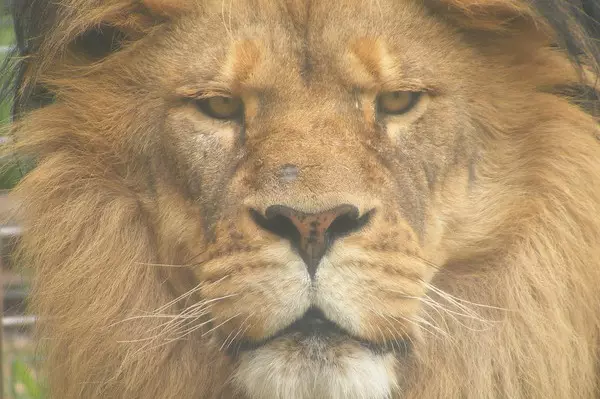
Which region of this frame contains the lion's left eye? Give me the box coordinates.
[195,96,244,121]
[377,91,421,115]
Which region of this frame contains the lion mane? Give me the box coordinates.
[3,0,600,398]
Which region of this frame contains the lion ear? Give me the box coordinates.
[431,0,600,74]
[428,0,537,32]
[142,0,196,18]
[64,1,198,62]
[6,0,196,117]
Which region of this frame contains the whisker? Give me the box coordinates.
[221,313,254,352]
[410,314,452,340]
[224,321,254,357]
[165,291,238,316]
[166,316,212,339]
[421,296,495,332]
[138,307,238,351]
[202,313,242,337]
[153,274,234,315]
[156,292,240,338]
[387,288,493,323]
[136,247,213,270]
[155,308,212,338]
[117,318,215,344]
[181,248,212,267]
[423,294,493,321]
[127,319,215,356]
[418,295,453,334]
[152,284,204,315]
[113,292,237,327]
[417,308,462,351]
[380,312,414,353]
[219,325,240,353]
[425,283,509,311]
[382,285,499,334]
[374,323,391,350]
[364,293,419,351]
[134,262,192,268]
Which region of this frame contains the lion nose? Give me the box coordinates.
[251,204,372,278]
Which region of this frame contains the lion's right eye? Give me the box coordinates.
[194,96,244,121]
[377,91,422,116]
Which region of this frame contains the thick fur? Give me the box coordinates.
[3,0,600,398]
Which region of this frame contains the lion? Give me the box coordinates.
[3,0,600,398]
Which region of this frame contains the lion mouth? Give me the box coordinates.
[229,307,411,357]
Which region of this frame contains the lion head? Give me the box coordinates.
[4,0,600,398]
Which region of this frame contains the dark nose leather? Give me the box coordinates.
[253,204,370,278]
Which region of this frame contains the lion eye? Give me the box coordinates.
[195,96,244,120]
[377,91,421,115]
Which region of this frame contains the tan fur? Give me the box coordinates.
[143,0,196,17]
[7,0,600,398]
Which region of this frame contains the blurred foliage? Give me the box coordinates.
[11,360,46,399]
[3,332,45,399]
[0,158,28,189]
[0,20,13,46]
[1,12,14,122]
[1,11,26,189]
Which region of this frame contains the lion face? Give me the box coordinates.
[11,0,600,398]
[152,1,476,396]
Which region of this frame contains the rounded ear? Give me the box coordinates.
[3,0,195,119]
[428,0,600,73]
[426,0,537,32]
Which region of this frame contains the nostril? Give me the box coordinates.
[249,209,301,244]
[326,209,373,241]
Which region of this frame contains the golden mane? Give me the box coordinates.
[2,1,600,398]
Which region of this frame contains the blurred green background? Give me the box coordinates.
[0,6,23,191]
[0,10,14,124]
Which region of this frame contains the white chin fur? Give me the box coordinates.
[233,341,398,399]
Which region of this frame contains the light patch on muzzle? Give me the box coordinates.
[233,340,398,399]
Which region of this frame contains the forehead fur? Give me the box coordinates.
[3,0,600,118]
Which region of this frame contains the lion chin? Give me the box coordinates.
[232,325,399,399]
